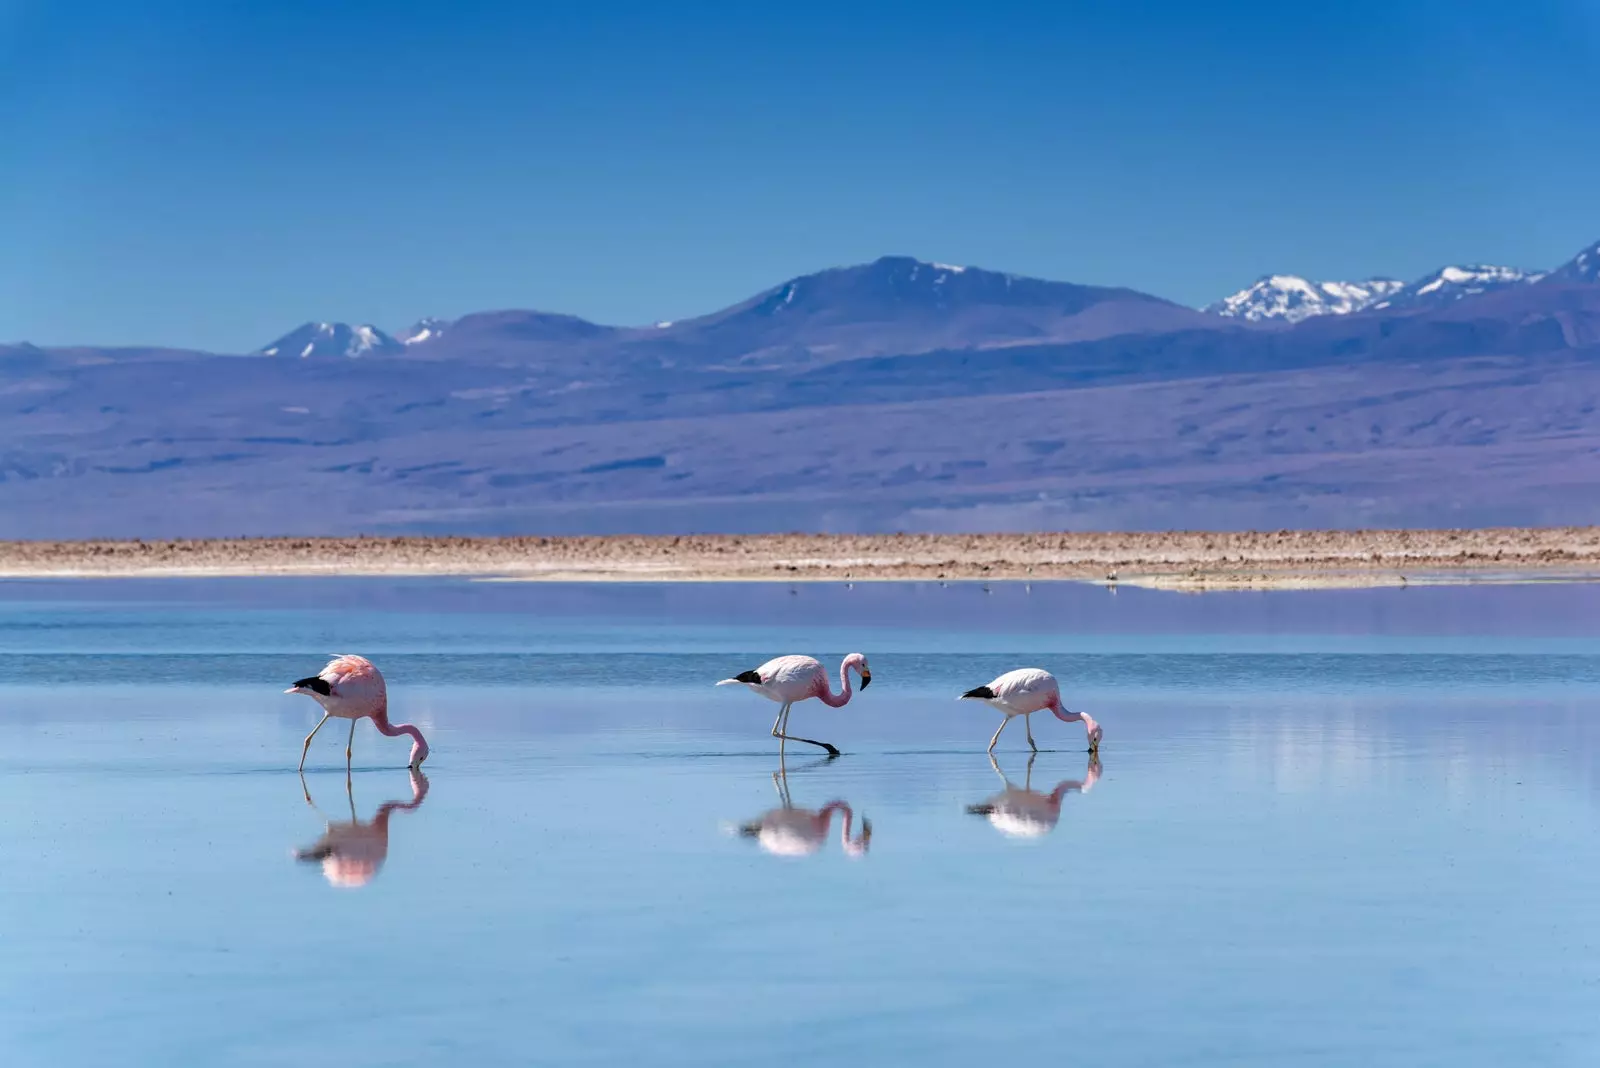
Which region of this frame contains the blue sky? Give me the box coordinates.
[3,0,1598,351]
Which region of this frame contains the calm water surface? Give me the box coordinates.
[2,579,1599,1066]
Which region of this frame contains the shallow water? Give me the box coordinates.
[2,579,1599,1066]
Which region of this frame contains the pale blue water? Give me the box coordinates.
[3,579,1600,1066]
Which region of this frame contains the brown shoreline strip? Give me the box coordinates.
[2,528,1600,590]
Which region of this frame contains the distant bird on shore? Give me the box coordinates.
[717,653,872,756]
[735,758,871,857]
[287,655,430,771]
[296,768,430,888]
[960,668,1102,754]
[967,752,1101,839]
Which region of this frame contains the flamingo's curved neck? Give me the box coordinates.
[1048,781,1085,805]
[372,772,430,831]
[817,658,856,708]
[818,801,860,848]
[370,706,430,765]
[1051,700,1097,740]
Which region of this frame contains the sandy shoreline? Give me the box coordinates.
[2,529,1599,590]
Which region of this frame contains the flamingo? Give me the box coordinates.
[287,655,430,772]
[960,667,1102,754]
[717,653,872,757]
[296,768,430,888]
[967,751,1101,839]
[735,756,871,857]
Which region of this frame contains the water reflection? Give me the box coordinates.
[967,752,1101,839]
[295,769,430,887]
[734,756,871,858]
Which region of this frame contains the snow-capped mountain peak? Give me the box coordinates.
[256,322,403,358]
[1545,239,1600,285]
[399,317,450,345]
[1204,275,1402,323]
[1373,264,1543,309]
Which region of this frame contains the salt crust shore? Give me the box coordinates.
[2,529,1599,590]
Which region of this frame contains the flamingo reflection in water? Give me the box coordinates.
[966,752,1101,839]
[296,769,430,887]
[735,756,871,858]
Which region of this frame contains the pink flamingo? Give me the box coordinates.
[296,768,430,888]
[960,668,1102,754]
[287,655,430,772]
[717,653,872,756]
[967,751,1101,839]
[736,757,871,857]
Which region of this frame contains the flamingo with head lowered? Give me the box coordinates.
[960,667,1102,754]
[287,655,430,772]
[967,751,1101,839]
[735,756,871,858]
[717,653,872,757]
[296,768,430,888]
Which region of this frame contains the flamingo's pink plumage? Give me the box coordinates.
[967,755,1102,839]
[960,667,1102,754]
[297,769,430,887]
[739,800,872,858]
[287,654,430,770]
[717,653,872,756]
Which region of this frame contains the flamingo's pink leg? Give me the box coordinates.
[771,702,790,758]
[772,701,839,757]
[299,712,330,772]
[987,716,1010,754]
[1025,714,1038,752]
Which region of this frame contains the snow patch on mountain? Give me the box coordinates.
[257,322,403,358]
[1205,276,1403,323]
[1545,239,1600,285]
[1374,264,1543,309]
[399,317,450,345]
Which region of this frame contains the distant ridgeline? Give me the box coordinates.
[3,241,1599,538]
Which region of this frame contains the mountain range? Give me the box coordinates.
[4,237,1599,538]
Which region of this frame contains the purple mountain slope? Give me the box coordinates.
[637,255,1221,368]
[404,310,622,359]
[6,239,1600,537]
[3,349,1598,538]
[1545,239,1600,285]
[378,256,1224,369]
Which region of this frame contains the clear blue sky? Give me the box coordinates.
[3,0,1598,351]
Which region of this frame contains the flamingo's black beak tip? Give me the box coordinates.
[860,672,872,690]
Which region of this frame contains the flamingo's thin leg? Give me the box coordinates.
[346,775,357,822]
[771,701,790,759]
[299,712,330,772]
[987,716,1010,754]
[1025,714,1038,752]
[346,718,357,770]
[299,770,321,811]
[773,702,839,756]
[777,730,840,756]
